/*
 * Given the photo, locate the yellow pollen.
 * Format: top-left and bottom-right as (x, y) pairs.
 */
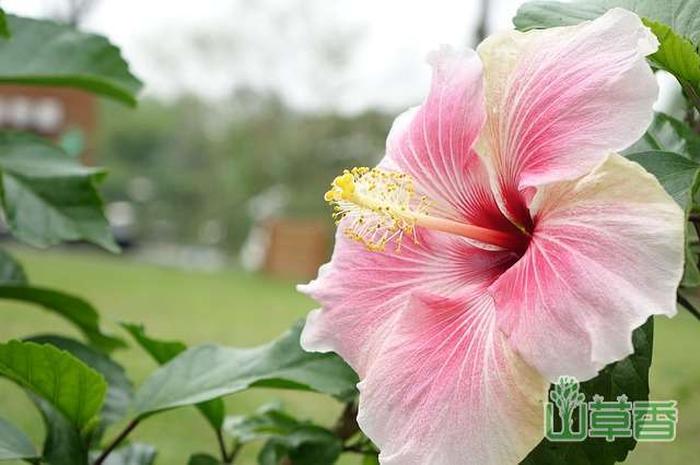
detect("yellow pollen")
(324, 171), (357, 202)
(324, 167), (428, 252)
(324, 167), (519, 252)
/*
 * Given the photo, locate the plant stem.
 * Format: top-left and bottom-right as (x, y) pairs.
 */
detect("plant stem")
(681, 81), (700, 116)
(92, 419), (140, 465)
(343, 436), (377, 456)
(228, 442), (243, 464)
(333, 402), (359, 441)
(678, 292), (700, 321)
(343, 444), (376, 455)
(335, 402), (379, 457)
(216, 429), (230, 463)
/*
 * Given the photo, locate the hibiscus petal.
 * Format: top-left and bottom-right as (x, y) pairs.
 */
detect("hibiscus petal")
(490, 154), (684, 381)
(477, 8), (658, 224)
(300, 227), (514, 376)
(357, 292), (547, 465)
(301, 48), (520, 375)
(386, 47), (515, 233)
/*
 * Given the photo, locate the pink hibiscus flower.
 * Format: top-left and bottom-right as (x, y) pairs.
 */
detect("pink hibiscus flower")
(300, 8), (684, 465)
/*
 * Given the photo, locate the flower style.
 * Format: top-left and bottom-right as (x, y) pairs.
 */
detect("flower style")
(300, 8), (684, 465)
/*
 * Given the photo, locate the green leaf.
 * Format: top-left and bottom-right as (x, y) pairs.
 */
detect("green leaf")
(27, 335), (133, 431)
(521, 318), (654, 465)
(31, 395), (88, 465)
(643, 19), (700, 91)
(120, 323), (225, 431)
(0, 15), (141, 105)
(0, 133), (118, 252)
(225, 403), (304, 444)
(0, 249), (27, 284)
(0, 416), (37, 461)
(226, 403), (349, 465)
(362, 455), (380, 465)
(627, 150), (700, 210)
(258, 426), (342, 465)
(0, 9), (9, 39)
(0, 284), (125, 352)
(513, 0), (700, 46)
(187, 453), (222, 465)
(132, 321), (359, 418)
(119, 323), (188, 364)
(91, 444), (157, 465)
(625, 112), (700, 160)
(0, 340), (107, 431)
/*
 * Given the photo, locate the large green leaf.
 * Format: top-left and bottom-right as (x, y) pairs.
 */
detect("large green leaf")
(0, 15), (141, 105)
(513, 0), (700, 46)
(132, 321), (359, 418)
(27, 335), (132, 431)
(0, 133), (118, 252)
(0, 340), (107, 432)
(0, 284), (125, 352)
(521, 319), (653, 465)
(0, 249), (26, 284)
(120, 323), (225, 431)
(0, 416), (37, 461)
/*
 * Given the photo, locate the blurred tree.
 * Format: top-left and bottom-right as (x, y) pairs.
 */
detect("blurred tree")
(474, 0), (491, 44)
(65, 0), (98, 26)
(44, 0), (100, 26)
(96, 90), (392, 253)
(140, 0), (363, 110)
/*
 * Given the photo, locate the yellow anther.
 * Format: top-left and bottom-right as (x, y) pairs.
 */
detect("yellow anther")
(324, 166), (427, 251)
(324, 166), (519, 252)
(324, 171), (357, 202)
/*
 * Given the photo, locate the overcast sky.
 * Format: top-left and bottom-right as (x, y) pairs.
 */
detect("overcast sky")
(1, 0), (530, 112)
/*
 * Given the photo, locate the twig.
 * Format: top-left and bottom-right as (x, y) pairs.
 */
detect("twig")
(228, 441), (243, 464)
(216, 429), (230, 464)
(681, 81), (700, 116)
(333, 402), (359, 441)
(677, 292), (700, 321)
(92, 419), (140, 465)
(335, 402), (379, 457)
(343, 441), (377, 455)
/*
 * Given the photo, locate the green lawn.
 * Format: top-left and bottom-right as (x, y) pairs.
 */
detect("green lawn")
(0, 246), (698, 464)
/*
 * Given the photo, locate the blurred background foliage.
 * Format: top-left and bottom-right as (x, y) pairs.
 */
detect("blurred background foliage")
(96, 93), (391, 252)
